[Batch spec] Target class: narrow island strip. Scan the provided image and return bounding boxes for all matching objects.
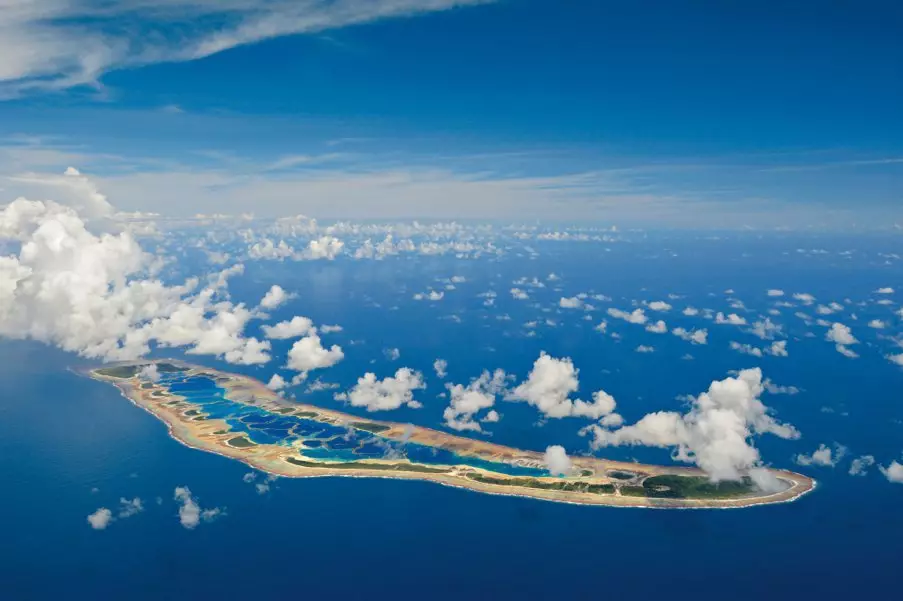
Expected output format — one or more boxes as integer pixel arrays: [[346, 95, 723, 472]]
[[89, 360, 816, 509]]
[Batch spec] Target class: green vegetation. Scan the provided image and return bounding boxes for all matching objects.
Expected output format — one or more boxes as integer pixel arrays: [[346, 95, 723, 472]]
[[620, 486, 647, 497], [295, 411, 318, 418], [213, 430, 230, 435], [285, 457, 448, 474], [184, 409, 200, 417], [607, 471, 637, 480], [156, 363, 187, 373], [350, 422, 391, 434], [95, 365, 139, 379], [276, 408, 296, 414], [227, 436, 256, 448], [466, 473, 615, 495], [580, 469, 594, 477], [642, 475, 755, 499]]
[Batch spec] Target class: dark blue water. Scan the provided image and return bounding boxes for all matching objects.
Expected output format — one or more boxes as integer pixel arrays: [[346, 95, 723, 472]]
[[2, 234, 902, 600]]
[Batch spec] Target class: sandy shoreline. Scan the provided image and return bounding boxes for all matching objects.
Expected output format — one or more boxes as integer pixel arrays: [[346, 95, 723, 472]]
[[88, 359, 817, 509]]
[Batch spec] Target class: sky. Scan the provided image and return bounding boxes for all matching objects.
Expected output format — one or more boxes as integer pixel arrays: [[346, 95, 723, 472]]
[[0, 0, 901, 226]]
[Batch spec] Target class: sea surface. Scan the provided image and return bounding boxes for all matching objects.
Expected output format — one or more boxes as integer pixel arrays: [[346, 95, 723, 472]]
[[1, 233, 901, 600]]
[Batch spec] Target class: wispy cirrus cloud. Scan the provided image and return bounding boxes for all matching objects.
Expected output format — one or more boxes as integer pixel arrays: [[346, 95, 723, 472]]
[[0, 0, 493, 97]]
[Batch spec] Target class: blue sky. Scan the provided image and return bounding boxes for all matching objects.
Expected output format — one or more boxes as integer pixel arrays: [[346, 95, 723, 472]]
[[0, 0, 901, 226]]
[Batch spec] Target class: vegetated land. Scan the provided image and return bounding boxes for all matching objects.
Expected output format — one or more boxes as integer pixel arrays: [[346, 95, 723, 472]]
[[466, 473, 616, 494], [285, 457, 449, 474]]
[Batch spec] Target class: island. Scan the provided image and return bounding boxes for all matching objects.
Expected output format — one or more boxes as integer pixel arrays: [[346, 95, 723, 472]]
[[89, 360, 816, 508]]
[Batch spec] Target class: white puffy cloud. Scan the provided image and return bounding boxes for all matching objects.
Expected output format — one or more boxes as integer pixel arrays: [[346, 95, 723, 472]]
[[730, 341, 763, 357], [259, 284, 292, 310], [261, 316, 315, 339], [793, 293, 816, 305], [286, 334, 344, 374], [825, 323, 858, 358], [767, 289, 784, 297], [682, 306, 700, 316], [138, 363, 160, 382], [173, 486, 224, 529], [646, 301, 672, 312], [750, 318, 782, 340], [298, 235, 344, 260], [443, 369, 509, 432], [880, 460, 903, 483], [868, 319, 886, 329], [248, 238, 294, 260], [875, 287, 894, 294], [794, 443, 847, 467], [433, 358, 448, 379], [715, 312, 747, 325], [848, 455, 875, 476], [645, 320, 667, 334], [586, 368, 799, 482], [559, 296, 583, 309], [672, 327, 707, 344], [506, 352, 619, 420], [335, 368, 426, 411], [320, 324, 343, 333], [0, 188, 272, 366], [383, 347, 401, 361], [888, 353, 903, 367], [510, 288, 529, 300], [87, 508, 113, 530], [607, 308, 647, 324], [768, 340, 789, 357], [594, 320, 608, 333], [543, 445, 574, 476], [635, 345, 654, 353], [266, 374, 287, 391]]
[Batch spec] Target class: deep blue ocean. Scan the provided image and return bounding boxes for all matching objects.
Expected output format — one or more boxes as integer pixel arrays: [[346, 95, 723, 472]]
[[2, 233, 902, 600]]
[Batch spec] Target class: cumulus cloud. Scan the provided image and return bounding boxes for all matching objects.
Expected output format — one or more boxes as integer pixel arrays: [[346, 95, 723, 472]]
[[645, 320, 667, 334], [433, 358, 448, 379], [559, 296, 584, 309], [672, 327, 707, 344], [383, 347, 401, 361], [880, 460, 903, 483], [767, 289, 784, 297], [259, 284, 292, 309], [646, 301, 672, 312], [715, 312, 747, 325], [298, 236, 343, 260], [875, 287, 894, 294], [730, 341, 763, 357], [286, 334, 344, 374], [825, 323, 859, 358], [510, 288, 529, 300], [266, 373, 287, 391], [607, 308, 647, 324], [0, 184, 272, 366], [87, 508, 113, 530], [506, 352, 619, 420], [173, 486, 224, 529], [543, 445, 574, 476], [335, 368, 426, 411], [585, 368, 799, 482], [750, 318, 782, 340], [848, 455, 875, 476], [794, 443, 847, 467], [443, 369, 509, 432], [261, 316, 315, 339], [138, 363, 160, 382], [793, 293, 816, 305]]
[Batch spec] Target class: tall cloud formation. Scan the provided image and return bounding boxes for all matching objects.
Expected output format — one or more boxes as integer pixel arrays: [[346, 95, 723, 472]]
[[585, 368, 799, 483], [443, 369, 509, 432], [335, 368, 426, 411], [506, 352, 620, 421], [0, 179, 273, 364]]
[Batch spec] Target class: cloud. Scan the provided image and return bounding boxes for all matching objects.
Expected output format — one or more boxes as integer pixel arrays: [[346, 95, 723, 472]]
[[848, 455, 875, 476], [320, 324, 343, 333], [672, 327, 707, 344], [880, 460, 903, 483], [298, 236, 344, 260], [645, 320, 667, 334], [793, 293, 816, 305], [715, 312, 747, 325], [607, 308, 647, 324], [585, 368, 799, 482], [267, 374, 287, 391], [383, 347, 401, 361], [0, 0, 493, 97], [646, 301, 672, 312], [635, 345, 655, 353], [825, 323, 859, 358], [506, 352, 619, 420], [767, 289, 784, 297], [335, 368, 426, 411], [286, 334, 344, 374], [259, 285, 292, 310], [510, 288, 529, 300], [138, 363, 160, 382], [0, 176, 272, 365], [87, 508, 113, 530], [433, 358, 448, 379], [543, 445, 574, 476], [559, 296, 584, 309], [443, 369, 509, 432], [750, 318, 782, 340], [730, 341, 763, 357], [794, 443, 847, 467], [875, 287, 894, 294], [261, 316, 315, 339], [173, 486, 224, 529], [117, 497, 144, 518]]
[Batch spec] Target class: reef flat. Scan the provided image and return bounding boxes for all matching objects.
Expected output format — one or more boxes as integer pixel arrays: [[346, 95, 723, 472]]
[[90, 360, 815, 508]]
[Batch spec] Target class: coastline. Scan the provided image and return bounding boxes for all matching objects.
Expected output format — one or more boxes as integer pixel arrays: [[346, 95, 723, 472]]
[[88, 359, 817, 509]]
